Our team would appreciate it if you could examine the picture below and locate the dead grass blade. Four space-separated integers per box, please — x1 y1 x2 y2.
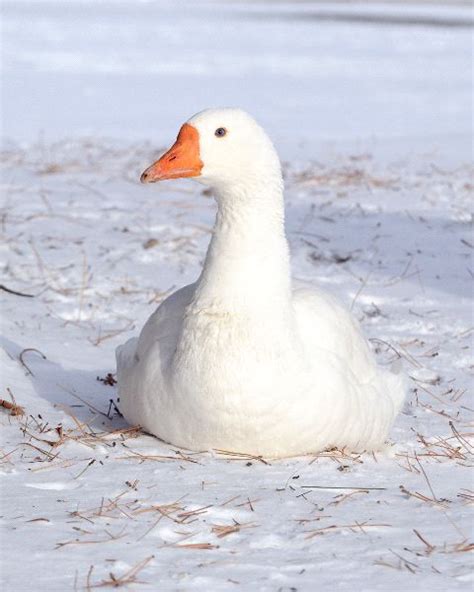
90 555 154 588
211 520 257 538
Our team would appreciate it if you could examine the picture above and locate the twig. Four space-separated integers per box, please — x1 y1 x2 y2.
57 385 109 418
0 284 34 298
300 485 386 491
19 348 47 376
449 421 474 454
174 542 217 550
86 566 94 592
211 520 257 538
74 459 96 480
414 453 438 502
413 529 435 554
351 271 371 311
0 393 24 416
213 449 270 465
305 521 391 539
87 555 154 588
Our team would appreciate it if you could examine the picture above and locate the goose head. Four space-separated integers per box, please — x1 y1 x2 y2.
140 108 281 191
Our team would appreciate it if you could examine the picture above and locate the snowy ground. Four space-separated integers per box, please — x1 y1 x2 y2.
1 1 473 591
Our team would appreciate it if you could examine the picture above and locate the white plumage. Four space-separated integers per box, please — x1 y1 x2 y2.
117 108 405 457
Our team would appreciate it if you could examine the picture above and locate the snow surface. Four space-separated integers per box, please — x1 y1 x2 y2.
1 1 473 591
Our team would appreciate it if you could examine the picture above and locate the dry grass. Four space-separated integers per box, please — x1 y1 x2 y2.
211 520 257 538
3 396 142 467
294 164 400 190
86 555 154 589
0 391 24 416
304 521 393 539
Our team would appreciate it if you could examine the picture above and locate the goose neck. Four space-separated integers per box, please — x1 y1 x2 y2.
194 177 292 314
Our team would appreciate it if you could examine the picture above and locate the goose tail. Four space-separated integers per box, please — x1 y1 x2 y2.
116 337 139 377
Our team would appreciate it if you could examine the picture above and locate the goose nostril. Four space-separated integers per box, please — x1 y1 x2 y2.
168 155 177 162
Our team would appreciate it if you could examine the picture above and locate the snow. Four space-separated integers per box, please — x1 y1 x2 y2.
2 0 472 154
1 1 473 591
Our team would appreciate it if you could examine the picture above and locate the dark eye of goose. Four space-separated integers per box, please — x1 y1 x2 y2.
214 127 227 138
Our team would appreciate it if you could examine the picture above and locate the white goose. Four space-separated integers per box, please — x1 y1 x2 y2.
116 108 405 458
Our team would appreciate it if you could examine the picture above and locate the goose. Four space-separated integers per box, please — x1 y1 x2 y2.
116 108 405 458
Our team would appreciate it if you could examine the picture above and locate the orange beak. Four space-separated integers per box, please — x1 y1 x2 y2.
140 123 203 183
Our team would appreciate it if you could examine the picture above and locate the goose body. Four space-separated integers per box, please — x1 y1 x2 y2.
117 108 405 457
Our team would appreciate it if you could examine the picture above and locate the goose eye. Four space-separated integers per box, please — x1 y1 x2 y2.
214 127 227 138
